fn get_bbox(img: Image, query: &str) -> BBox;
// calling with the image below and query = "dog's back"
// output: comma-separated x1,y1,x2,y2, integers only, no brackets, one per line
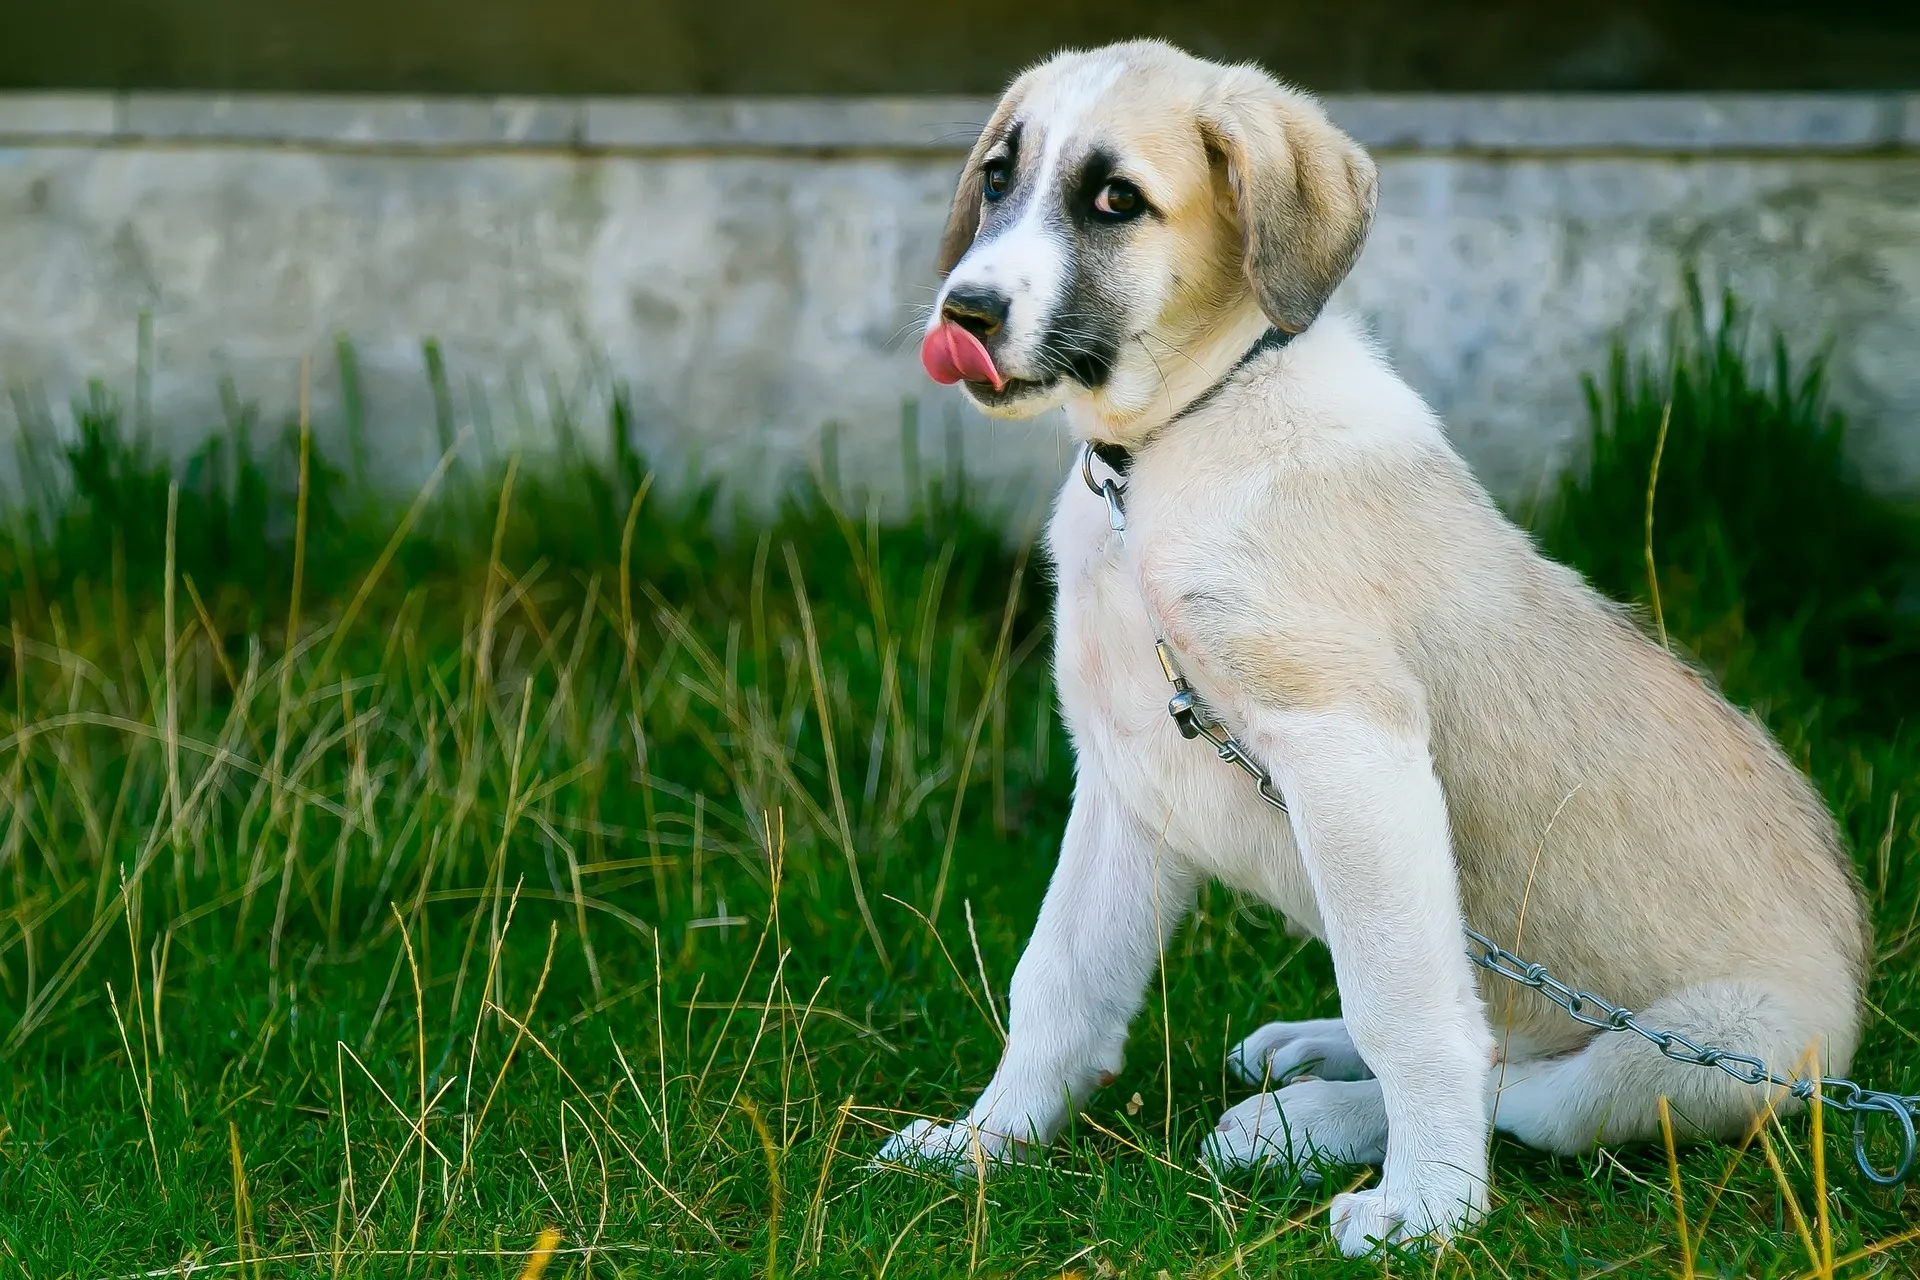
1410,452,1863,1055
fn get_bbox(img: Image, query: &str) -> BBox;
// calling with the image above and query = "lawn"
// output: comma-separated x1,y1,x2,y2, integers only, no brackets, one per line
2,293,1917,1278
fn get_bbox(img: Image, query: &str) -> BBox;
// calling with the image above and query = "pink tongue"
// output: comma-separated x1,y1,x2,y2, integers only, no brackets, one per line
919,322,1005,390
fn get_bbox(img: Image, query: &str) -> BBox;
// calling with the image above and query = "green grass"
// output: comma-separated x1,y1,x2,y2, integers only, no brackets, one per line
2,292,1918,1278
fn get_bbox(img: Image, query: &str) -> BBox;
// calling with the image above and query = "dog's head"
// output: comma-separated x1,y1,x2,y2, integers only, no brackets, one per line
921,41,1378,431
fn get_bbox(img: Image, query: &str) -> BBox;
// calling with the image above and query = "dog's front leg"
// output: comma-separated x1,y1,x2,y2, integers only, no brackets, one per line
1250,696,1493,1254
1149,571,1490,1250
879,774,1195,1174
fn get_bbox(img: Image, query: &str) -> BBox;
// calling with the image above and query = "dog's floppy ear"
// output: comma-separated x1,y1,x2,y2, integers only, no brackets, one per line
1198,70,1378,333
936,82,1031,277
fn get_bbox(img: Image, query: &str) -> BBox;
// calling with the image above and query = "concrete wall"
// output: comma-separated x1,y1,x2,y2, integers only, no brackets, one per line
2,92,1917,521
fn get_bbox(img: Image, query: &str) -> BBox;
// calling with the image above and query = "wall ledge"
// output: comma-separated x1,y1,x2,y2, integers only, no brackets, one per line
2,91,1916,154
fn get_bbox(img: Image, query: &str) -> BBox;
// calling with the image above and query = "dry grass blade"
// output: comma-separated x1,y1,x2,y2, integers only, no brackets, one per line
162,481,181,870
928,544,1027,925
618,473,657,666
313,429,471,682
1758,1125,1821,1273
1808,1063,1834,1280
106,981,165,1197
228,1121,255,1277
799,1097,854,1269
784,543,890,969
1644,398,1672,649
883,892,1001,1044
1787,1225,1920,1280
875,1194,961,1280
740,1098,783,1280
487,999,727,1248
443,915,557,1233
1657,1096,1694,1280
1197,1172,1371,1279
963,898,1006,1043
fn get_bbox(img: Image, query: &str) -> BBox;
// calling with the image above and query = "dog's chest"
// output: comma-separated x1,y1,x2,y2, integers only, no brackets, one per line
1046,486,1321,930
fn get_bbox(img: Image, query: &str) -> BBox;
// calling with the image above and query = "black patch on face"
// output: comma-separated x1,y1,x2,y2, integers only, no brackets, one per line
1035,296,1121,390
1030,144,1133,391
955,130,1154,399
1067,148,1118,230
972,120,1034,246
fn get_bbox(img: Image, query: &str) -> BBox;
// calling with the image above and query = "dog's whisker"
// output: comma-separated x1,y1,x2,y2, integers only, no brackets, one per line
1136,331,1208,379
1135,339,1173,408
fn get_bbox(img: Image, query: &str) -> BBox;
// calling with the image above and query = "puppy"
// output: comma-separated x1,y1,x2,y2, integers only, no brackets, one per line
882,39,1867,1256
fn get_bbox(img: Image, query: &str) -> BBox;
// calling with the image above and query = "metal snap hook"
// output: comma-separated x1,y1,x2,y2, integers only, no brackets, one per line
1079,442,1105,498
1080,443,1128,533
1851,1094,1918,1187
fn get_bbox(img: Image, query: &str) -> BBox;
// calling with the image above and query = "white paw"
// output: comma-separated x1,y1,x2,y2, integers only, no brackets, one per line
875,1118,1029,1177
1328,1179,1482,1257
1227,1017,1372,1087
1199,1078,1387,1180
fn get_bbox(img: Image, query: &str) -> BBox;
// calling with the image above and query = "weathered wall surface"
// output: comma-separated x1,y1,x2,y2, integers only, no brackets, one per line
1,93,1917,520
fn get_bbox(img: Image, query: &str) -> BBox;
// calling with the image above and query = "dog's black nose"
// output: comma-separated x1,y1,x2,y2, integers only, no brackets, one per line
941,289,1010,338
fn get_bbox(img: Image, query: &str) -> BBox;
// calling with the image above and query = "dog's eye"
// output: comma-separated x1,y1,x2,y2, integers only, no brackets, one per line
1092,179,1144,221
982,159,1012,201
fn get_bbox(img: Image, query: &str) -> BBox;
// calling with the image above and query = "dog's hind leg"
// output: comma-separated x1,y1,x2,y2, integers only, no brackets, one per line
1203,1078,1389,1178
1488,979,1860,1155
1227,1017,1374,1087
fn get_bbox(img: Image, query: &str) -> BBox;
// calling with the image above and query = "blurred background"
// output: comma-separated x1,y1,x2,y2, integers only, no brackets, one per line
2,6,1918,1276
10,0,1920,92
4,0,1919,514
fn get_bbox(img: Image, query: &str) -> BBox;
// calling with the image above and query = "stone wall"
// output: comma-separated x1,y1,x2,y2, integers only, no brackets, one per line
2,92,1917,521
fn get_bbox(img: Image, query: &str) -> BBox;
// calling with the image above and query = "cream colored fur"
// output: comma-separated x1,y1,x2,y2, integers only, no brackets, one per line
880,39,1868,1257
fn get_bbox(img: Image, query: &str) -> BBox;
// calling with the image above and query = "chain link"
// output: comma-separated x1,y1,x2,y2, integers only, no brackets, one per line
1462,928,1918,1185
1082,442,1920,1187
1158,641,1290,813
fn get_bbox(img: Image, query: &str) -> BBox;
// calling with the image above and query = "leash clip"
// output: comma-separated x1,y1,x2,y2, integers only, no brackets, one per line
1157,642,1203,739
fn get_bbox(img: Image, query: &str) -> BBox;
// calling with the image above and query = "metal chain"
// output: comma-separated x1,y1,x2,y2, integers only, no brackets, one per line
1463,928,1918,1185
1081,442,1920,1187
1083,447,1291,817
1155,639,1290,813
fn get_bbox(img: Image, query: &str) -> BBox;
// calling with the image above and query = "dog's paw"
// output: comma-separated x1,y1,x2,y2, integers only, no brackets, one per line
1200,1078,1387,1180
1328,1179,1482,1257
1227,1017,1371,1087
874,1118,1029,1177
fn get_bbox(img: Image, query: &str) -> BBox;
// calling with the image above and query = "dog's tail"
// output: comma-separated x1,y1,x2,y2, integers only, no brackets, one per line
1486,974,1860,1153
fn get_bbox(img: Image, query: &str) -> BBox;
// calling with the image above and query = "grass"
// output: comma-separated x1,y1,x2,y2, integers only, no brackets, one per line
1,291,1918,1278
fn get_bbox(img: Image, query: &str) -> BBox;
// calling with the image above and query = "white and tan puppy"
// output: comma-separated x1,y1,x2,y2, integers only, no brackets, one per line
881,39,1867,1255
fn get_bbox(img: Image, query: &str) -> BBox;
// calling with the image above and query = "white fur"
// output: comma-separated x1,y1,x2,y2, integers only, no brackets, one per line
883,320,1494,1248
1204,1078,1389,1179
883,40,1864,1260
1226,1016,1371,1087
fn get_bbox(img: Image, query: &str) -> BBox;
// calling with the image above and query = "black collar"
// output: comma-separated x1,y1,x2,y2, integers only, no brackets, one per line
1086,325,1293,477
1088,439,1135,479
